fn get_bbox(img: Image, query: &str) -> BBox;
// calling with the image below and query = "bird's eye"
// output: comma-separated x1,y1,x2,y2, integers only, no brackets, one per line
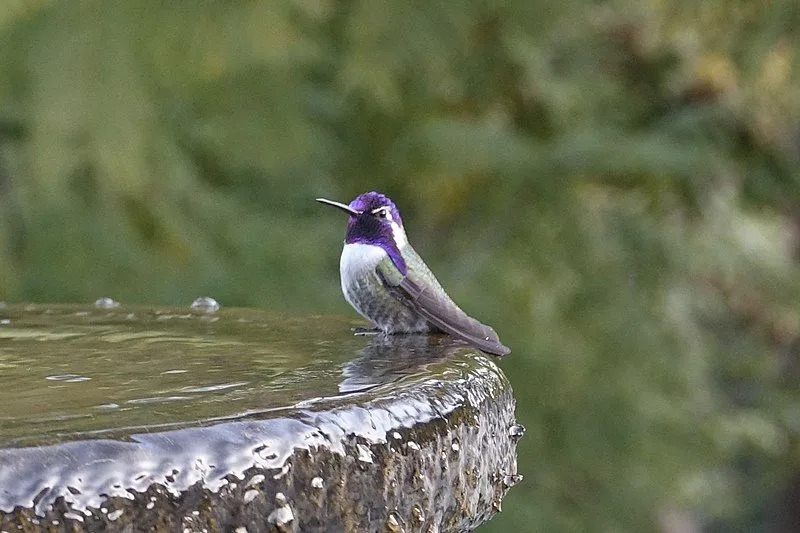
371,206,393,221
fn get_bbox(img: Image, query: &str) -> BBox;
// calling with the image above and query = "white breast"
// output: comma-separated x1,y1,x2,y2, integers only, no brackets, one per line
339,243,387,296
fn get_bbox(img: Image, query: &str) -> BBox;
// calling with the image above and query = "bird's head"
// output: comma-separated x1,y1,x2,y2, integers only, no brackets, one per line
317,191,408,248
317,191,409,272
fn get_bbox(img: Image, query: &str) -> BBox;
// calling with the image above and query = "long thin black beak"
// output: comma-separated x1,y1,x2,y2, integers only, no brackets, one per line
316,198,360,216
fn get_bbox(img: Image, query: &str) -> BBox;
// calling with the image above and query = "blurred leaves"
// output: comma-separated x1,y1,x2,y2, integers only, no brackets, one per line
1,0,800,531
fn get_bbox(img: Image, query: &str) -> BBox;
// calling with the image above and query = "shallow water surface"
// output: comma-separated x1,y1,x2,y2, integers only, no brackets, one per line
0,304,466,447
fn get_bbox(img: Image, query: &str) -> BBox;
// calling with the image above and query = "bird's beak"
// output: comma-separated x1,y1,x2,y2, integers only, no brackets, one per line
316,198,360,216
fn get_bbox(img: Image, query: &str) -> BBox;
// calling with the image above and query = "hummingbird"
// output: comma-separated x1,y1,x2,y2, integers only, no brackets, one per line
316,191,510,356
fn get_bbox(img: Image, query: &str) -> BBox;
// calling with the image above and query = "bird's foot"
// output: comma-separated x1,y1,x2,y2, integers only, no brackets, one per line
352,326,382,336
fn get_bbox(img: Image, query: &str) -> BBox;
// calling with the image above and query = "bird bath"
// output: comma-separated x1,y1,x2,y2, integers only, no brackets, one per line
0,303,522,532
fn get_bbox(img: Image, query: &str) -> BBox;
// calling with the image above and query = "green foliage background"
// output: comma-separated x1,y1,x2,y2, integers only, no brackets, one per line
2,1,800,530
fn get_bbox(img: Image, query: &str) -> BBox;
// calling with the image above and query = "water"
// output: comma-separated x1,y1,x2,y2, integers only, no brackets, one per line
0,303,520,530
0,303,461,447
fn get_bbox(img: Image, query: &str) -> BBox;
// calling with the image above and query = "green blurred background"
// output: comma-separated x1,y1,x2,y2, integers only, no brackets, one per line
2,0,800,531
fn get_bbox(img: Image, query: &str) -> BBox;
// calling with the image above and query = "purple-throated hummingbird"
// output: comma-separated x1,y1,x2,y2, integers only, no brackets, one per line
316,191,510,356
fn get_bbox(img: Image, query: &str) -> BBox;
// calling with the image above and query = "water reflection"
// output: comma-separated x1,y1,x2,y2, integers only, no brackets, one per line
0,304,365,447
339,333,469,393
0,304,480,447
45,374,91,382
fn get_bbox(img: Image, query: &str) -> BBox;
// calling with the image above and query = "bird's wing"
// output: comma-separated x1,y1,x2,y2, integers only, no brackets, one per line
394,275,510,356
376,248,510,356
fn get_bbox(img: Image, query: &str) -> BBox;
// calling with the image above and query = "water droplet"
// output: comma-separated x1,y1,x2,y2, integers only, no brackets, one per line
356,443,373,463
94,298,120,309
246,474,265,487
508,423,526,440
190,297,220,313
267,493,294,530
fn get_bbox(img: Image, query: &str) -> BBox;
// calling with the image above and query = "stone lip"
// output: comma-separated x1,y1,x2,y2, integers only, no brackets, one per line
0,306,521,532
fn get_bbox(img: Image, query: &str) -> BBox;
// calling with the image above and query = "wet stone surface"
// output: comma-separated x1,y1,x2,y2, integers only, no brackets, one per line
0,304,522,532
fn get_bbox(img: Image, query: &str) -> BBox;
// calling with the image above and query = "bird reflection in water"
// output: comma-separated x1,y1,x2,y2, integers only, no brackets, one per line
338,333,470,394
